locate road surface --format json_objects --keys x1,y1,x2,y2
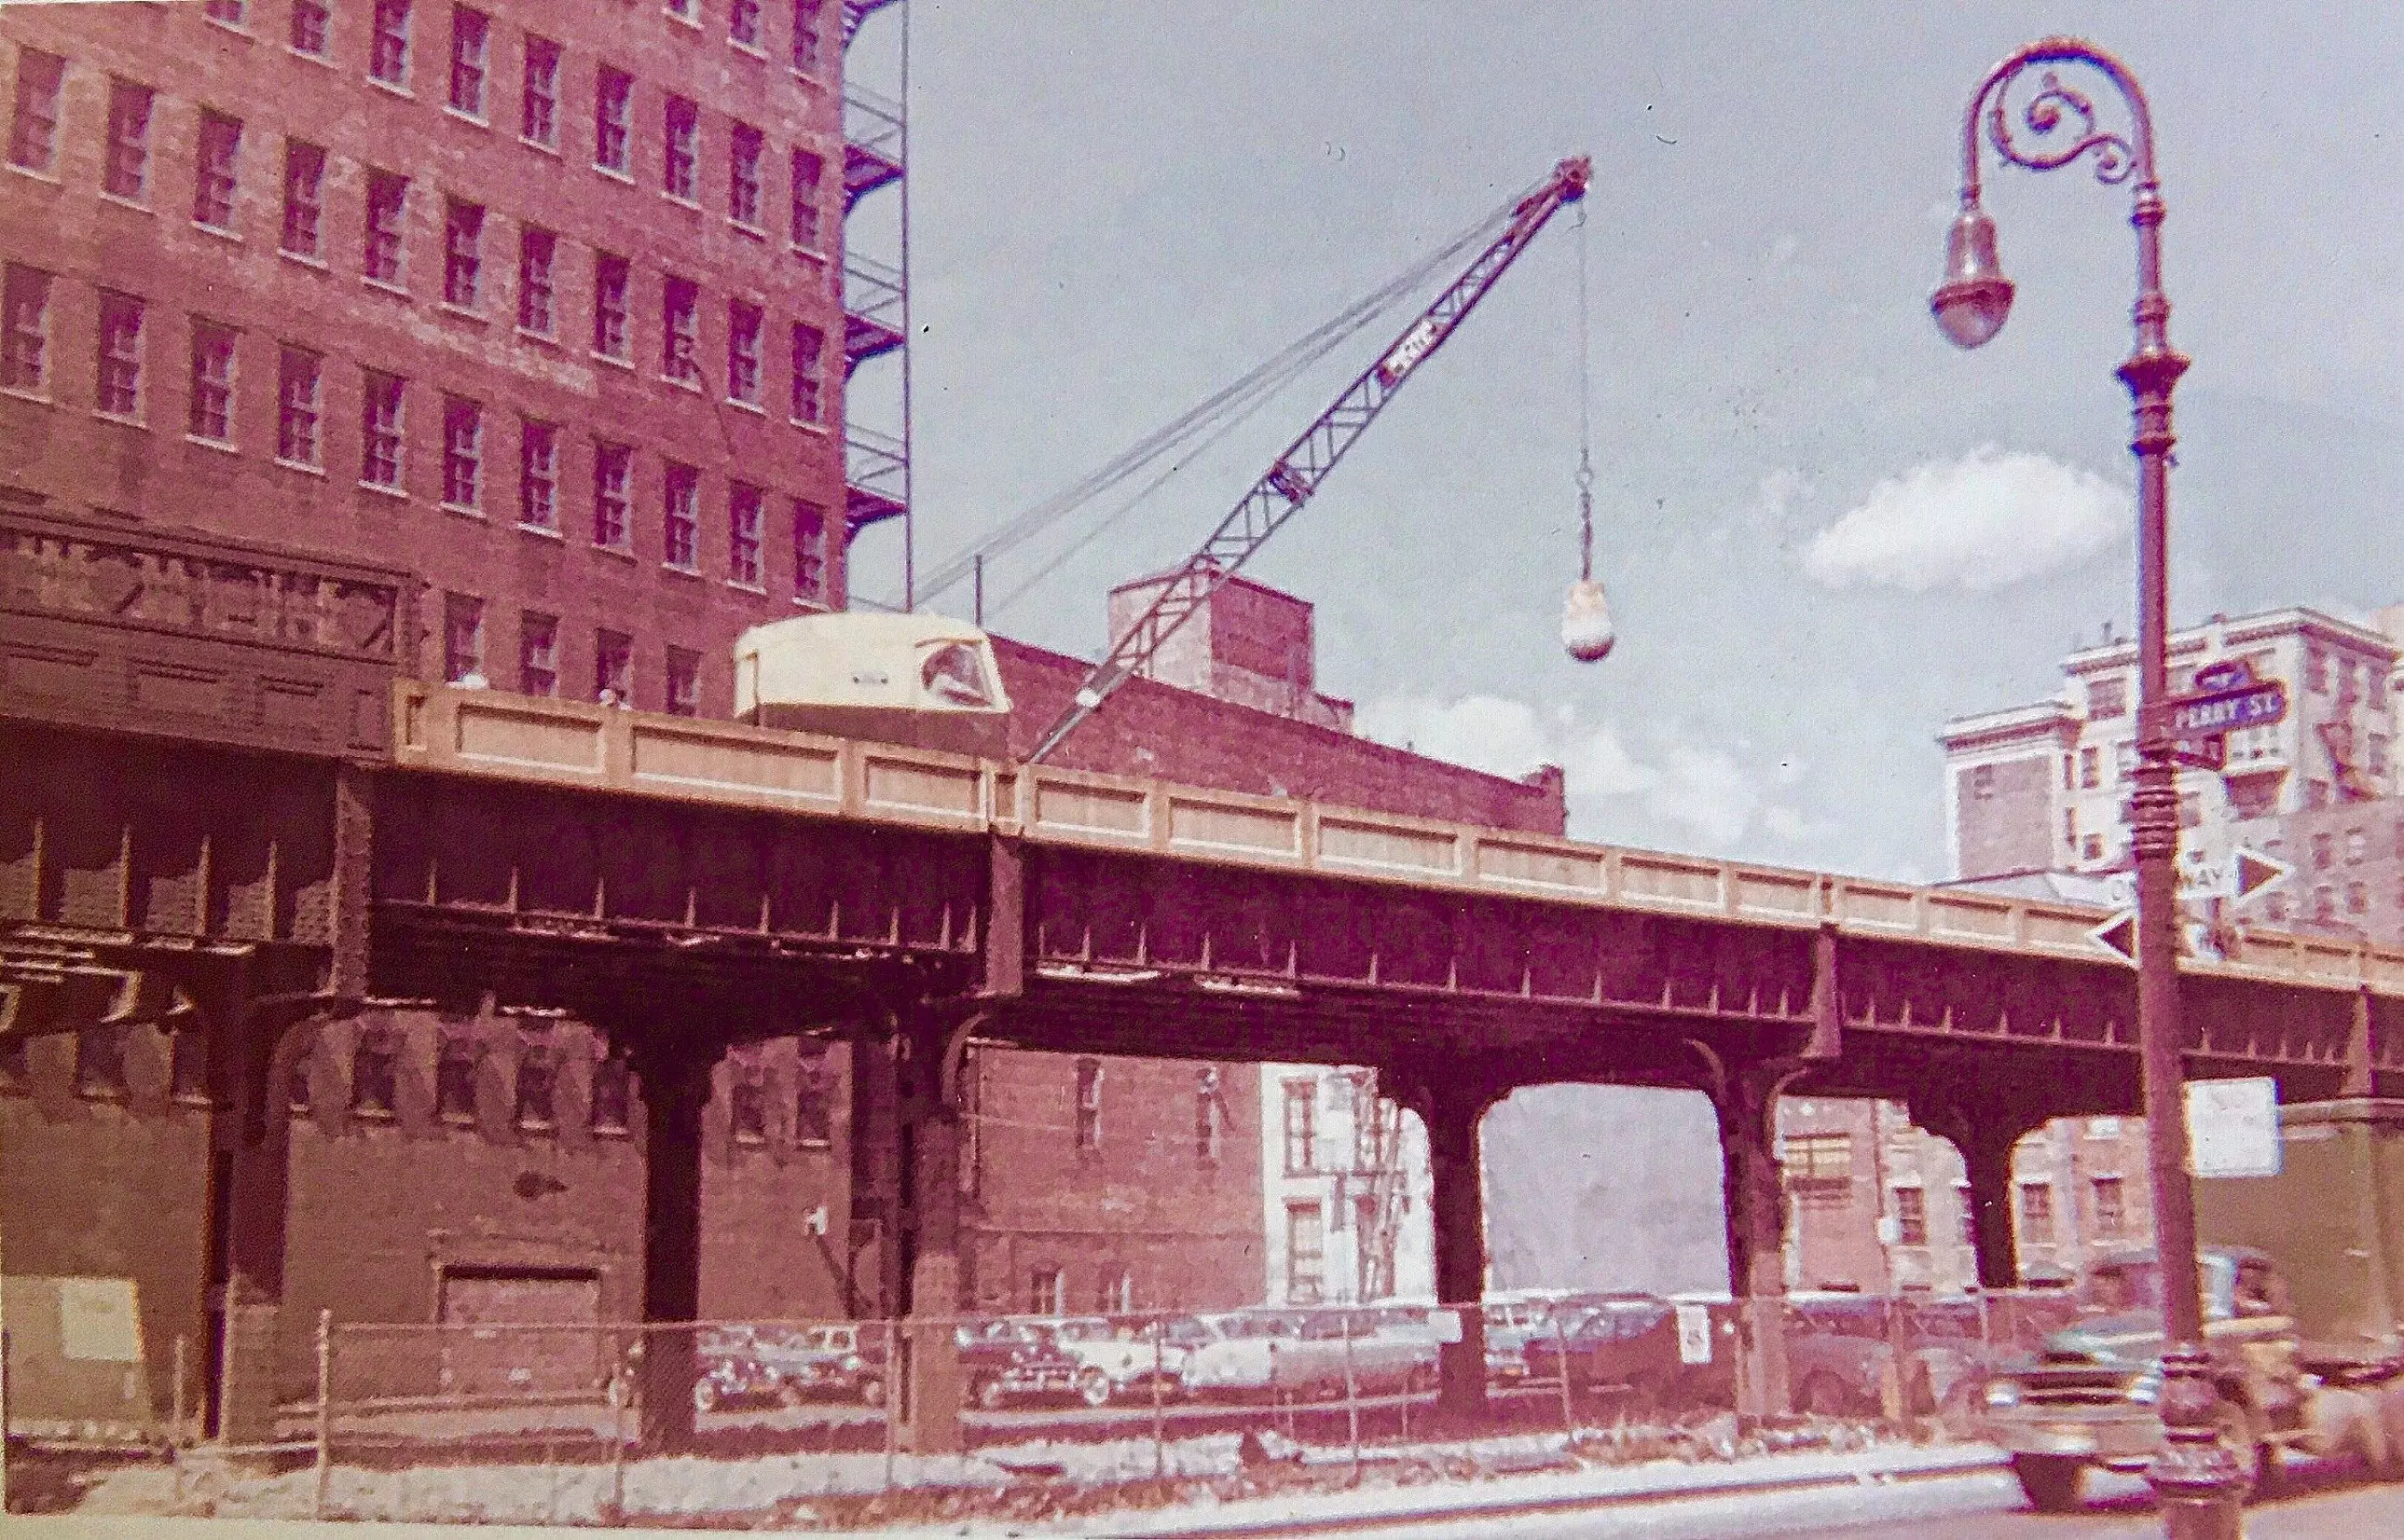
[{"x1": 1297, "y1": 1459, "x2": 2403, "y2": 1539}]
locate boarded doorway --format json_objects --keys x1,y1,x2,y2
[{"x1": 436, "y1": 1267, "x2": 603, "y2": 1403}]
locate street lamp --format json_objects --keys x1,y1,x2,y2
[{"x1": 1931, "y1": 38, "x2": 2243, "y2": 1538}]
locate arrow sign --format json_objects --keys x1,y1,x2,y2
[
  {"x1": 2171, "y1": 736, "x2": 2228, "y2": 771},
  {"x1": 2230, "y1": 846, "x2": 2290, "y2": 904},
  {"x1": 2088, "y1": 910, "x2": 2138, "y2": 967},
  {"x1": 2192, "y1": 659, "x2": 2258, "y2": 694},
  {"x1": 2169, "y1": 680, "x2": 2287, "y2": 736}
]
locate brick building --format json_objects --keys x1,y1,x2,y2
[
  {"x1": 0, "y1": 3, "x2": 1569, "y2": 1425},
  {"x1": 1940, "y1": 606, "x2": 2404, "y2": 884}
]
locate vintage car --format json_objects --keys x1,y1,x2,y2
[
  {"x1": 1520, "y1": 1295, "x2": 1731, "y2": 1414},
  {"x1": 1039, "y1": 1315, "x2": 1192, "y2": 1407},
  {"x1": 751, "y1": 1322, "x2": 888, "y2": 1406},
  {"x1": 691, "y1": 1327, "x2": 786, "y2": 1412},
  {"x1": 955, "y1": 1318, "x2": 1083, "y2": 1410},
  {"x1": 1785, "y1": 1291, "x2": 1987, "y2": 1418},
  {"x1": 1177, "y1": 1311, "x2": 1300, "y2": 1398}
]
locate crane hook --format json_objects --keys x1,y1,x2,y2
[{"x1": 1560, "y1": 203, "x2": 1613, "y2": 664}]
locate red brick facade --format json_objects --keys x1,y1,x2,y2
[{"x1": 1, "y1": 1, "x2": 848, "y2": 717}]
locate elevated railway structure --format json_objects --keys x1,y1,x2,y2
[{"x1": 7, "y1": 508, "x2": 2404, "y2": 1451}]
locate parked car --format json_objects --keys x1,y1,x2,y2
[
  {"x1": 1039, "y1": 1315, "x2": 1191, "y2": 1407},
  {"x1": 752, "y1": 1322, "x2": 888, "y2": 1406},
  {"x1": 1785, "y1": 1292, "x2": 1985, "y2": 1417},
  {"x1": 1178, "y1": 1311, "x2": 1301, "y2": 1399},
  {"x1": 1521, "y1": 1295, "x2": 1721, "y2": 1414},
  {"x1": 691, "y1": 1327, "x2": 787, "y2": 1412},
  {"x1": 954, "y1": 1318, "x2": 1082, "y2": 1410}
]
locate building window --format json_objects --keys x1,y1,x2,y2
[
  {"x1": 594, "y1": 66, "x2": 632, "y2": 173},
  {"x1": 2373, "y1": 736, "x2": 2392, "y2": 780},
  {"x1": 2177, "y1": 793, "x2": 2200, "y2": 829},
  {"x1": 590, "y1": 1051, "x2": 630, "y2": 1133},
  {"x1": 790, "y1": 147, "x2": 823, "y2": 249},
  {"x1": 95, "y1": 292, "x2": 144, "y2": 418},
  {"x1": 519, "y1": 611, "x2": 558, "y2": 695},
  {"x1": 435, "y1": 1030, "x2": 477, "y2": 1122},
  {"x1": 521, "y1": 34, "x2": 560, "y2": 147},
  {"x1": 364, "y1": 171, "x2": 409, "y2": 285},
  {"x1": 193, "y1": 111, "x2": 242, "y2": 230},
  {"x1": 794, "y1": 1051, "x2": 832, "y2": 1144},
  {"x1": 370, "y1": 0, "x2": 413, "y2": 87},
  {"x1": 518, "y1": 419, "x2": 557, "y2": 529},
  {"x1": 728, "y1": 123, "x2": 763, "y2": 227},
  {"x1": 730, "y1": 1066, "x2": 767, "y2": 1144},
  {"x1": 2, "y1": 266, "x2": 51, "y2": 394},
  {"x1": 515, "y1": 1026, "x2": 555, "y2": 1129},
  {"x1": 1025, "y1": 1268, "x2": 1065, "y2": 1317},
  {"x1": 1282, "y1": 1078, "x2": 1316, "y2": 1175},
  {"x1": 2082, "y1": 834, "x2": 2104, "y2": 861},
  {"x1": 727, "y1": 300, "x2": 762, "y2": 404},
  {"x1": 791, "y1": 0, "x2": 823, "y2": 74},
  {"x1": 276, "y1": 346, "x2": 322, "y2": 465},
  {"x1": 2309, "y1": 779, "x2": 2333, "y2": 811},
  {"x1": 447, "y1": 6, "x2": 488, "y2": 117},
  {"x1": 2092, "y1": 1176, "x2": 2125, "y2": 1239},
  {"x1": 2088, "y1": 676, "x2": 2127, "y2": 720},
  {"x1": 792, "y1": 499, "x2": 827, "y2": 601},
  {"x1": 281, "y1": 140, "x2": 325, "y2": 256},
  {"x1": 1892, "y1": 1186, "x2": 1927, "y2": 1247},
  {"x1": 1195, "y1": 1067, "x2": 1222, "y2": 1162},
  {"x1": 2348, "y1": 881, "x2": 2370, "y2": 917},
  {"x1": 595, "y1": 629, "x2": 633, "y2": 706},
  {"x1": 1957, "y1": 1185, "x2": 1976, "y2": 1246},
  {"x1": 187, "y1": 322, "x2": 237, "y2": 443},
  {"x1": 1073, "y1": 1057, "x2": 1103, "y2": 1152},
  {"x1": 665, "y1": 646, "x2": 700, "y2": 716},
  {"x1": 728, "y1": 481, "x2": 762, "y2": 585},
  {"x1": 7, "y1": 49, "x2": 64, "y2": 174},
  {"x1": 662, "y1": 277, "x2": 701, "y2": 385},
  {"x1": 287, "y1": 1043, "x2": 313, "y2": 1113},
  {"x1": 2062, "y1": 808, "x2": 2077, "y2": 849},
  {"x1": 2307, "y1": 646, "x2": 2328, "y2": 694},
  {"x1": 441, "y1": 394, "x2": 482, "y2": 508},
  {"x1": 517, "y1": 227, "x2": 556, "y2": 335},
  {"x1": 593, "y1": 254, "x2": 630, "y2": 359},
  {"x1": 2078, "y1": 747, "x2": 2099, "y2": 790},
  {"x1": 442, "y1": 592, "x2": 485, "y2": 684},
  {"x1": 291, "y1": 0, "x2": 332, "y2": 56},
  {"x1": 2018, "y1": 1181, "x2": 2054, "y2": 1246},
  {"x1": 666, "y1": 0, "x2": 697, "y2": 21},
  {"x1": 663, "y1": 95, "x2": 699, "y2": 201},
  {"x1": 1781, "y1": 1130, "x2": 1852, "y2": 1184},
  {"x1": 1285, "y1": 1203, "x2": 1325, "y2": 1305},
  {"x1": 2348, "y1": 827, "x2": 2369, "y2": 864},
  {"x1": 789, "y1": 322, "x2": 824, "y2": 420},
  {"x1": 104, "y1": 79, "x2": 155, "y2": 201},
  {"x1": 2315, "y1": 885, "x2": 2338, "y2": 921},
  {"x1": 663, "y1": 461, "x2": 699, "y2": 569},
  {"x1": 730, "y1": 0, "x2": 763, "y2": 48},
  {"x1": 443, "y1": 199, "x2": 483, "y2": 308},
  {"x1": 204, "y1": 0, "x2": 248, "y2": 24},
  {"x1": 350, "y1": 1024, "x2": 400, "y2": 1117},
  {"x1": 2313, "y1": 832, "x2": 2334, "y2": 871},
  {"x1": 593, "y1": 441, "x2": 632, "y2": 548}
]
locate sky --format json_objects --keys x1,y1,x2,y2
[{"x1": 848, "y1": 2, "x2": 2404, "y2": 886}]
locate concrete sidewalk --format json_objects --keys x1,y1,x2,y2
[{"x1": 1100, "y1": 1441, "x2": 2010, "y2": 1539}]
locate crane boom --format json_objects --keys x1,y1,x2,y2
[{"x1": 1025, "y1": 155, "x2": 1592, "y2": 764}]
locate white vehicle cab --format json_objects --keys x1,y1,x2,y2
[{"x1": 733, "y1": 612, "x2": 1011, "y2": 757}]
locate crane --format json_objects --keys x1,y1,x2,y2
[{"x1": 1024, "y1": 155, "x2": 1593, "y2": 764}]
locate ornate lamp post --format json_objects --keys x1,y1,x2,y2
[{"x1": 1930, "y1": 39, "x2": 2245, "y2": 1537}]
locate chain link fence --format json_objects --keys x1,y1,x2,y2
[{"x1": 28, "y1": 1289, "x2": 2094, "y2": 1523}]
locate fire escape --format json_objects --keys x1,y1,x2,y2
[
  {"x1": 1349, "y1": 1071, "x2": 1412, "y2": 1301},
  {"x1": 842, "y1": 2, "x2": 910, "y2": 549}
]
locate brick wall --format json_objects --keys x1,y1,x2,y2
[{"x1": 0, "y1": 2, "x2": 849, "y2": 717}]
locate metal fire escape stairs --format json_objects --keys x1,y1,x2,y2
[
  {"x1": 841, "y1": 1, "x2": 910, "y2": 540},
  {"x1": 1025, "y1": 156, "x2": 1592, "y2": 763},
  {"x1": 1350, "y1": 1070, "x2": 1410, "y2": 1302}
]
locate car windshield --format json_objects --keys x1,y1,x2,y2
[
  {"x1": 2079, "y1": 1257, "x2": 2239, "y2": 1318},
  {"x1": 1051, "y1": 1318, "x2": 1113, "y2": 1341},
  {"x1": 1221, "y1": 1313, "x2": 1298, "y2": 1340}
]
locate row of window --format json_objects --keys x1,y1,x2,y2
[
  {"x1": 0, "y1": 270, "x2": 835, "y2": 601},
  {"x1": 438, "y1": 597, "x2": 737, "y2": 719},
  {"x1": 1, "y1": 85, "x2": 840, "y2": 415},
  {"x1": 1276, "y1": 1074, "x2": 1381, "y2": 1176},
  {"x1": 7, "y1": 6, "x2": 841, "y2": 254},
  {"x1": 191, "y1": 0, "x2": 833, "y2": 96}
]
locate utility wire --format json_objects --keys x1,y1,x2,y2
[{"x1": 902, "y1": 197, "x2": 1523, "y2": 612}]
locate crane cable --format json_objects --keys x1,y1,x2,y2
[
  {"x1": 905, "y1": 194, "x2": 1527, "y2": 613},
  {"x1": 1576, "y1": 201, "x2": 1594, "y2": 582}
]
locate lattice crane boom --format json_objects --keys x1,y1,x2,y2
[{"x1": 1024, "y1": 155, "x2": 1592, "y2": 764}]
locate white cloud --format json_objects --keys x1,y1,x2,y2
[
  {"x1": 1800, "y1": 447, "x2": 2130, "y2": 592},
  {"x1": 1355, "y1": 694, "x2": 1798, "y2": 854}
]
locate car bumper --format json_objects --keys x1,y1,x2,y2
[{"x1": 1981, "y1": 1407, "x2": 2162, "y2": 1466}]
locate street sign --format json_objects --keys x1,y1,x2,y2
[
  {"x1": 2171, "y1": 736, "x2": 2228, "y2": 771},
  {"x1": 2192, "y1": 658, "x2": 2258, "y2": 693},
  {"x1": 1675, "y1": 1304, "x2": 1713, "y2": 1365},
  {"x1": 2088, "y1": 910, "x2": 2138, "y2": 967},
  {"x1": 2168, "y1": 680, "x2": 2287, "y2": 737},
  {"x1": 2230, "y1": 846, "x2": 2290, "y2": 904},
  {"x1": 2187, "y1": 1077, "x2": 2281, "y2": 1179}
]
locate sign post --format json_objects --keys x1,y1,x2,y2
[{"x1": 2186, "y1": 1079, "x2": 2281, "y2": 1180}]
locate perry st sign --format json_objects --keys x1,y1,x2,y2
[{"x1": 2168, "y1": 680, "x2": 2289, "y2": 736}]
